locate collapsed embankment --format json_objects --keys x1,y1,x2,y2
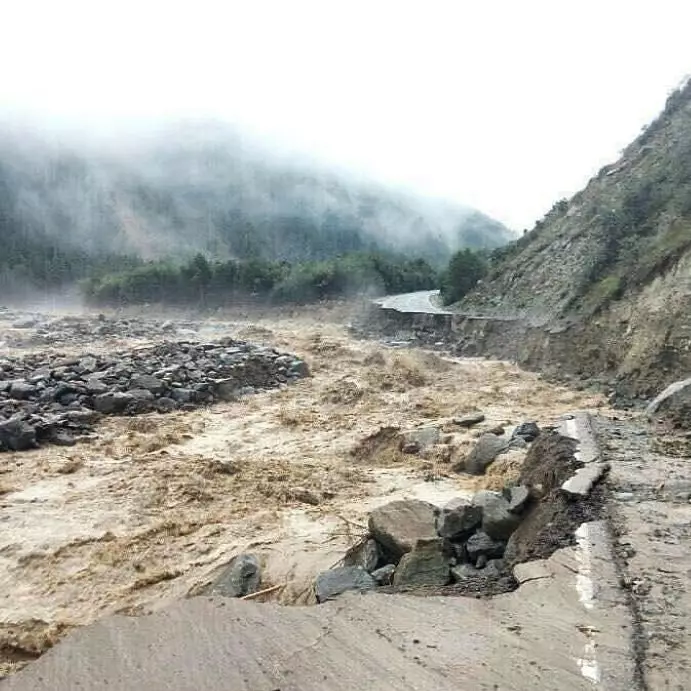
[{"x1": 356, "y1": 301, "x2": 691, "y2": 406}]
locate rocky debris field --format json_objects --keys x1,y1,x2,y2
[{"x1": 0, "y1": 338, "x2": 308, "y2": 451}]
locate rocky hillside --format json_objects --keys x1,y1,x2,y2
[
  {"x1": 459, "y1": 79, "x2": 691, "y2": 399},
  {"x1": 0, "y1": 120, "x2": 511, "y2": 273}
]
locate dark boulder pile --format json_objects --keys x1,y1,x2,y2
[
  {"x1": 314, "y1": 488, "x2": 535, "y2": 602},
  {"x1": 0, "y1": 338, "x2": 308, "y2": 452}
]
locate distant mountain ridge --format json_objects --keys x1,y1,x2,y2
[{"x1": 0, "y1": 120, "x2": 513, "y2": 273}]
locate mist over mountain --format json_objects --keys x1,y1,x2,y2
[{"x1": 0, "y1": 120, "x2": 512, "y2": 285}]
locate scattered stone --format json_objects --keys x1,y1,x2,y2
[
  {"x1": 401, "y1": 426, "x2": 441, "y2": 452},
  {"x1": 93, "y1": 392, "x2": 135, "y2": 414},
  {"x1": 457, "y1": 434, "x2": 511, "y2": 475},
  {"x1": 474, "y1": 491, "x2": 522, "y2": 541},
  {"x1": 209, "y1": 554, "x2": 261, "y2": 598},
  {"x1": 451, "y1": 563, "x2": 478, "y2": 581},
  {"x1": 392, "y1": 538, "x2": 450, "y2": 587},
  {"x1": 371, "y1": 563, "x2": 396, "y2": 585},
  {"x1": 487, "y1": 426, "x2": 505, "y2": 436},
  {"x1": 130, "y1": 374, "x2": 167, "y2": 396},
  {"x1": 315, "y1": 566, "x2": 375, "y2": 603},
  {"x1": 344, "y1": 539, "x2": 380, "y2": 572},
  {"x1": 504, "y1": 485, "x2": 531, "y2": 514},
  {"x1": 0, "y1": 419, "x2": 37, "y2": 451},
  {"x1": 453, "y1": 413, "x2": 485, "y2": 428},
  {"x1": 465, "y1": 531, "x2": 506, "y2": 562},
  {"x1": 435, "y1": 497, "x2": 482, "y2": 540},
  {"x1": 9, "y1": 381, "x2": 36, "y2": 400},
  {"x1": 368, "y1": 500, "x2": 438, "y2": 561},
  {"x1": 513, "y1": 421, "x2": 540, "y2": 442}
]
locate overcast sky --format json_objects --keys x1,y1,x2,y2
[{"x1": 2, "y1": 1, "x2": 690, "y2": 229}]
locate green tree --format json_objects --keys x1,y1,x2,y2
[{"x1": 440, "y1": 249, "x2": 487, "y2": 305}]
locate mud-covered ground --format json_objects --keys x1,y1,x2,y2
[{"x1": 0, "y1": 302, "x2": 607, "y2": 676}]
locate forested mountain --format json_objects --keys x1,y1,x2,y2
[{"x1": 0, "y1": 120, "x2": 512, "y2": 296}]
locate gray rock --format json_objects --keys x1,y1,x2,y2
[
  {"x1": 315, "y1": 566, "x2": 375, "y2": 603},
  {"x1": 451, "y1": 563, "x2": 479, "y2": 581},
  {"x1": 476, "y1": 554, "x2": 488, "y2": 569},
  {"x1": 155, "y1": 397, "x2": 177, "y2": 413},
  {"x1": 435, "y1": 497, "x2": 482, "y2": 540},
  {"x1": 209, "y1": 554, "x2": 261, "y2": 598},
  {"x1": 128, "y1": 389, "x2": 155, "y2": 402},
  {"x1": 465, "y1": 531, "x2": 506, "y2": 562},
  {"x1": 77, "y1": 356, "x2": 98, "y2": 374},
  {"x1": 129, "y1": 374, "x2": 166, "y2": 396},
  {"x1": 215, "y1": 379, "x2": 240, "y2": 401},
  {"x1": 343, "y1": 539, "x2": 380, "y2": 572},
  {"x1": 512, "y1": 421, "x2": 540, "y2": 442},
  {"x1": 453, "y1": 413, "x2": 485, "y2": 428},
  {"x1": 289, "y1": 360, "x2": 310, "y2": 377},
  {"x1": 9, "y1": 381, "x2": 37, "y2": 400},
  {"x1": 0, "y1": 419, "x2": 38, "y2": 451},
  {"x1": 171, "y1": 388, "x2": 196, "y2": 404},
  {"x1": 646, "y1": 377, "x2": 691, "y2": 421},
  {"x1": 368, "y1": 500, "x2": 438, "y2": 561},
  {"x1": 371, "y1": 564, "x2": 396, "y2": 585},
  {"x1": 474, "y1": 491, "x2": 522, "y2": 541},
  {"x1": 85, "y1": 379, "x2": 108, "y2": 394},
  {"x1": 481, "y1": 559, "x2": 506, "y2": 577},
  {"x1": 458, "y1": 434, "x2": 511, "y2": 475},
  {"x1": 93, "y1": 392, "x2": 135, "y2": 414},
  {"x1": 504, "y1": 485, "x2": 531, "y2": 514},
  {"x1": 401, "y1": 426, "x2": 441, "y2": 452},
  {"x1": 392, "y1": 538, "x2": 450, "y2": 587}
]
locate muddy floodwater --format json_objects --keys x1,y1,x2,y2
[{"x1": 0, "y1": 303, "x2": 606, "y2": 675}]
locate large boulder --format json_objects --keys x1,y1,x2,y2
[
  {"x1": 646, "y1": 377, "x2": 691, "y2": 425},
  {"x1": 392, "y1": 538, "x2": 450, "y2": 587},
  {"x1": 129, "y1": 374, "x2": 166, "y2": 396},
  {"x1": 473, "y1": 491, "x2": 522, "y2": 541},
  {"x1": 368, "y1": 500, "x2": 438, "y2": 561},
  {"x1": 435, "y1": 497, "x2": 482, "y2": 540},
  {"x1": 456, "y1": 434, "x2": 511, "y2": 474},
  {"x1": 512, "y1": 421, "x2": 540, "y2": 442},
  {"x1": 209, "y1": 554, "x2": 261, "y2": 598},
  {"x1": 93, "y1": 392, "x2": 135, "y2": 414},
  {"x1": 0, "y1": 419, "x2": 37, "y2": 451},
  {"x1": 8, "y1": 380, "x2": 37, "y2": 400},
  {"x1": 315, "y1": 566, "x2": 375, "y2": 603}
]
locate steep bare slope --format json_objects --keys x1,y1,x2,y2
[{"x1": 461, "y1": 80, "x2": 691, "y2": 398}]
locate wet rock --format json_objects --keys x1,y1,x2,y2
[
  {"x1": 368, "y1": 500, "x2": 438, "y2": 561},
  {"x1": 392, "y1": 538, "x2": 450, "y2": 587},
  {"x1": 51, "y1": 432, "x2": 77, "y2": 447},
  {"x1": 451, "y1": 563, "x2": 478, "y2": 581},
  {"x1": 344, "y1": 539, "x2": 381, "y2": 572},
  {"x1": 85, "y1": 379, "x2": 108, "y2": 394},
  {"x1": 77, "y1": 356, "x2": 98, "y2": 374},
  {"x1": 315, "y1": 566, "x2": 375, "y2": 603},
  {"x1": 457, "y1": 434, "x2": 511, "y2": 475},
  {"x1": 9, "y1": 381, "x2": 37, "y2": 400},
  {"x1": 473, "y1": 491, "x2": 522, "y2": 541},
  {"x1": 171, "y1": 388, "x2": 196, "y2": 404},
  {"x1": 371, "y1": 564, "x2": 396, "y2": 585},
  {"x1": 289, "y1": 360, "x2": 310, "y2": 377},
  {"x1": 504, "y1": 485, "x2": 531, "y2": 514},
  {"x1": 513, "y1": 421, "x2": 540, "y2": 442},
  {"x1": 482, "y1": 559, "x2": 506, "y2": 577},
  {"x1": 476, "y1": 554, "x2": 488, "y2": 569},
  {"x1": 453, "y1": 413, "x2": 485, "y2": 428},
  {"x1": 0, "y1": 419, "x2": 37, "y2": 451},
  {"x1": 129, "y1": 374, "x2": 166, "y2": 395},
  {"x1": 465, "y1": 531, "x2": 506, "y2": 562},
  {"x1": 155, "y1": 397, "x2": 177, "y2": 413},
  {"x1": 288, "y1": 486, "x2": 321, "y2": 505},
  {"x1": 209, "y1": 554, "x2": 261, "y2": 598},
  {"x1": 401, "y1": 426, "x2": 441, "y2": 452},
  {"x1": 93, "y1": 392, "x2": 135, "y2": 414},
  {"x1": 435, "y1": 497, "x2": 482, "y2": 540}
]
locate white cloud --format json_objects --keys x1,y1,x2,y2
[{"x1": 1, "y1": 0, "x2": 689, "y2": 228}]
